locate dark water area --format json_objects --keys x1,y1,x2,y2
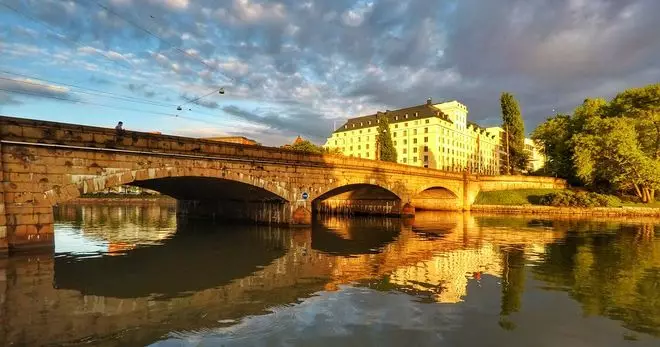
[{"x1": 1, "y1": 204, "x2": 660, "y2": 346}]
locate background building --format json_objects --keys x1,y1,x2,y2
[
  {"x1": 204, "y1": 136, "x2": 259, "y2": 146},
  {"x1": 524, "y1": 138, "x2": 546, "y2": 172},
  {"x1": 325, "y1": 99, "x2": 501, "y2": 175}
]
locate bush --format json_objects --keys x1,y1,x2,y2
[{"x1": 539, "y1": 191, "x2": 621, "y2": 208}]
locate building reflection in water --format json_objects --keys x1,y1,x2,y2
[{"x1": 0, "y1": 204, "x2": 659, "y2": 346}]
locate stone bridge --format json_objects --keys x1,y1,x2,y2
[{"x1": 0, "y1": 116, "x2": 566, "y2": 255}]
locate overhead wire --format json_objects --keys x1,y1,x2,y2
[
  {"x1": 0, "y1": 87, "x2": 228, "y2": 127},
  {"x1": 0, "y1": 73, "x2": 175, "y2": 108},
  {"x1": 1, "y1": 0, "x2": 233, "y2": 120},
  {"x1": 0, "y1": 1, "x2": 134, "y2": 71},
  {"x1": 90, "y1": 0, "x2": 235, "y2": 107}
]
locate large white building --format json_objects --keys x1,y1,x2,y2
[{"x1": 324, "y1": 99, "x2": 501, "y2": 175}]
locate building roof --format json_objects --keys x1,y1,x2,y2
[{"x1": 333, "y1": 99, "x2": 453, "y2": 133}]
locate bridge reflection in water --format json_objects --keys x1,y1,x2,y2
[{"x1": 1, "y1": 204, "x2": 659, "y2": 346}]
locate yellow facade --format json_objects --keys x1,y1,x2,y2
[
  {"x1": 524, "y1": 138, "x2": 546, "y2": 172},
  {"x1": 324, "y1": 99, "x2": 501, "y2": 175}
]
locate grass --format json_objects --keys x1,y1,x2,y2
[
  {"x1": 621, "y1": 201, "x2": 660, "y2": 208},
  {"x1": 473, "y1": 189, "x2": 564, "y2": 206}
]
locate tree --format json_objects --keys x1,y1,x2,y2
[
  {"x1": 531, "y1": 114, "x2": 576, "y2": 181},
  {"x1": 607, "y1": 84, "x2": 660, "y2": 160},
  {"x1": 376, "y1": 114, "x2": 397, "y2": 162},
  {"x1": 289, "y1": 140, "x2": 341, "y2": 155},
  {"x1": 572, "y1": 116, "x2": 659, "y2": 202},
  {"x1": 500, "y1": 92, "x2": 527, "y2": 173}
]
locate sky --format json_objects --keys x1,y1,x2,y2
[{"x1": 1, "y1": 0, "x2": 659, "y2": 146}]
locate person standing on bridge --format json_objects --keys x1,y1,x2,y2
[{"x1": 115, "y1": 121, "x2": 124, "y2": 131}]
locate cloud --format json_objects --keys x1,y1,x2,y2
[
  {"x1": 222, "y1": 104, "x2": 339, "y2": 142},
  {"x1": 0, "y1": 77, "x2": 77, "y2": 102},
  {"x1": 1, "y1": 0, "x2": 659, "y2": 143}
]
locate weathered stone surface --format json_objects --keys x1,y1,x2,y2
[{"x1": 0, "y1": 115, "x2": 567, "y2": 256}]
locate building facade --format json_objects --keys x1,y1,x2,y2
[
  {"x1": 524, "y1": 138, "x2": 546, "y2": 172},
  {"x1": 324, "y1": 99, "x2": 501, "y2": 175}
]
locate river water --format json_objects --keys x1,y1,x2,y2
[{"x1": 1, "y1": 203, "x2": 659, "y2": 347}]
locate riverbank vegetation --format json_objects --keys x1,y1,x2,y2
[{"x1": 531, "y1": 83, "x2": 659, "y2": 203}]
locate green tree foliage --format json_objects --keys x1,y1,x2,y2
[
  {"x1": 531, "y1": 84, "x2": 660, "y2": 203},
  {"x1": 289, "y1": 140, "x2": 341, "y2": 155},
  {"x1": 376, "y1": 114, "x2": 397, "y2": 162},
  {"x1": 530, "y1": 114, "x2": 575, "y2": 181},
  {"x1": 500, "y1": 92, "x2": 527, "y2": 173}
]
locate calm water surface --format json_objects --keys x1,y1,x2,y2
[{"x1": 1, "y1": 203, "x2": 660, "y2": 346}]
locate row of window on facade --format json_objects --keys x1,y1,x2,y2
[{"x1": 344, "y1": 113, "x2": 430, "y2": 129}]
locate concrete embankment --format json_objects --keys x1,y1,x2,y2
[{"x1": 472, "y1": 204, "x2": 660, "y2": 217}]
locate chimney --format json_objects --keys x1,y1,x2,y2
[{"x1": 426, "y1": 97, "x2": 432, "y2": 105}]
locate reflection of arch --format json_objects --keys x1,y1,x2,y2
[
  {"x1": 42, "y1": 167, "x2": 290, "y2": 205},
  {"x1": 54, "y1": 223, "x2": 289, "y2": 298},
  {"x1": 412, "y1": 186, "x2": 461, "y2": 211},
  {"x1": 312, "y1": 184, "x2": 401, "y2": 216},
  {"x1": 311, "y1": 217, "x2": 401, "y2": 255}
]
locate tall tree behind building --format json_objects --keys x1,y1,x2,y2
[
  {"x1": 500, "y1": 92, "x2": 527, "y2": 173},
  {"x1": 376, "y1": 114, "x2": 397, "y2": 162}
]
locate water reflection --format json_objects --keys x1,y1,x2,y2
[{"x1": 0, "y1": 206, "x2": 659, "y2": 346}]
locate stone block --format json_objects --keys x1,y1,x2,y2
[
  {"x1": 37, "y1": 224, "x2": 54, "y2": 234},
  {"x1": 38, "y1": 213, "x2": 53, "y2": 224},
  {"x1": 15, "y1": 214, "x2": 37, "y2": 225},
  {"x1": 13, "y1": 225, "x2": 27, "y2": 236}
]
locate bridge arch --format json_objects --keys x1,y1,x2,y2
[
  {"x1": 40, "y1": 166, "x2": 291, "y2": 206},
  {"x1": 312, "y1": 183, "x2": 402, "y2": 216},
  {"x1": 412, "y1": 186, "x2": 462, "y2": 211}
]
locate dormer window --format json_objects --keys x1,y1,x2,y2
[
  {"x1": 405, "y1": 114, "x2": 408, "y2": 119},
  {"x1": 395, "y1": 116, "x2": 398, "y2": 120},
  {"x1": 415, "y1": 112, "x2": 419, "y2": 117},
  {"x1": 368, "y1": 121, "x2": 371, "y2": 125}
]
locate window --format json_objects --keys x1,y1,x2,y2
[
  {"x1": 424, "y1": 146, "x2": 428, "y2": 152},
  {"x1": 425, "y1": 119, "x2": 430, "y2": 124},
  {"x1": 365, "y1": 152, "x2": 369, "y2": 157},
  {"x1": 395, "y1": 116, "x2": 399, "y2": 120},
  {"x1": 424, "y1": 155, "x2": 429, "y2": 162},
  {"x1": 403, "y1": 148, "x2": 407, "y2": 154},
  {"x1": 413, "y1": 129, "x2": 418, "y2": 135},
  {"x1": 350, "y1": 146, "x2": 353, "y2": 151},
  {"x1": 403, "y1": 158, "x2": 407, "y2": 163},
  {"x1": 413, "y1": 138, "x2": 418, "y2": 144},
  {"x1": 403, "y1": 130, "x2": 407, "y2": 136},
  {"x1": 395, "y1": 124, "x2": 399, "y2": 128},
  {"x1": 423, "y1": 163, "x2": 429, "y2": 168},
  {"x1": 413, "y1": 157, "x2": 417, "y2": 163},
  {"x1": 358, "y1": 137, "x2": 361, "y2": 142},
  {"x1": 334, "y1": 140, "x2": 337, "y2": 145},
  {"x1": 405, "y1": 122, "x2": 409, "y2": 127},
  {"x1": 424, "y1": 127, "x2": 428, "y2": 133},
  {"x1": 366, "y1": 144, "x2": 370, "y2": 149},
  {"x1": 368, "y1": 128, "x2": 371, "y2": 133},
  {"x1": 403, "y1": 139, "x2": 408, "y2": 145},
  {"x1": 405, "y1": 114, "x2": 409, "y2": 119},
  {"x1": 413, "y1": 147, "x2": 417, "y2": 153},
  {"x1": 393, "y1": 132, "x2": 397, "y2": 137},
  {"x1": 424, "y1": 137, "x2": 428, "y2": 143},
  {"x1": 359, "y1": 130, "x2": 362, "y2": 134},
  {"x1": 415, "y1": 112, "x2": 418, "y2": 117},
  {"x1": 368, "y1": 121, "x2": 371, "y2": 125},
  {"x1": 358, "y1": 145, "x2": 361, "y2": 150},
  {"x1": 394, "y1": 141, "x2": 397, "y2": 146}
]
